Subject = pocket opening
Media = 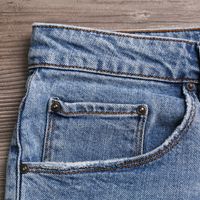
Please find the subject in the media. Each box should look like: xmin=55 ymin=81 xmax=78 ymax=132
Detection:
xmin=25 ymin=83 xmax=196 ymax=175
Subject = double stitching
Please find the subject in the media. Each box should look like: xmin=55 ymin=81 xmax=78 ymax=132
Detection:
xmin=58 ymin=111 xmax=138 ymax=116
xmin=134 ymin=115 xmax=146 ymax=156
xmin=136 ymin=116 xmax=147 ymax=155
xmin=42 ymin=113 xmax=54 ymax=161
xmin=23 ymin=89 xmax=196 ymax=175
xmin=43 ymin=101 xmax=146 ymax=162
xmin=118 ymin=27 xmax=200 ymax=34
xmin=29 ymin=64 xmax=199 ymax=83
xmin=32 ymin=25 xmax=197 ymax=44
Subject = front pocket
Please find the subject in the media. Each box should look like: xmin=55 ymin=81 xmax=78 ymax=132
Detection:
xmin=42 ymin=97 xmax=148 ymax=162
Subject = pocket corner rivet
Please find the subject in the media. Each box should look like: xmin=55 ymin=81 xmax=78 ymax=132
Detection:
xmin=186 ymin=82 xmax=195 ymax=91
xmin=137 ymin=105 xmax=146 ymax=115
xmin=20 ymin=164 xmax=29 ymax=173
xmin=51 ymin=100 xmax=61 ymax=112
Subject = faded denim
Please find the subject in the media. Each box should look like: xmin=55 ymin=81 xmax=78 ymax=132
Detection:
xmin=4 ymin=23 xmax=200 ymax=200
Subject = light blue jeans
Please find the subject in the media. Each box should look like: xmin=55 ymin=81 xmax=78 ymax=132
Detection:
xmin=5 ymin=23 xmax=200 ymax=200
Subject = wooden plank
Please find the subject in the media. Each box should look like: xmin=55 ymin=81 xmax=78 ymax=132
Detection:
xmin=1 ymin=0 xmax=200 ymax=198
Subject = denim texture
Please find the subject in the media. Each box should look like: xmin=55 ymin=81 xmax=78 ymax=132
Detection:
xmin=4 ymin=23 xmax=200 ymax=200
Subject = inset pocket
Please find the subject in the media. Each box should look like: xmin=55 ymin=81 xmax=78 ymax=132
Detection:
xmin=42 ymin=97 xmax=148 ymax=162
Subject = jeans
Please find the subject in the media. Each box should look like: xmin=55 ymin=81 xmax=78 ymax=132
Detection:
xmin=4 ymin=23 xmax=200 ymax=200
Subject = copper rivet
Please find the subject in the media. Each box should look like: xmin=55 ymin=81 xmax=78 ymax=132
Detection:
xmin=51 ymin=100 xmax=61 ymax=112
xmin=137 ymin=105 xmax=146 ymax=115
xmin=20 ymin=164 xmax=29 ymax=173
xmin=187 ymin=82 xmax=195 ymax=91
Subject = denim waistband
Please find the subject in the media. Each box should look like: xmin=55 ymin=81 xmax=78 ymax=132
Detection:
xmin=28 ymin=22 xmax=200 ymax=83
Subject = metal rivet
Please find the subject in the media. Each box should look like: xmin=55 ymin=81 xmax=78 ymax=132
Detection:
xmin=51 ymin=100 xmax=61 ymax=112
xmin=20 ymin=164 xmax=29 ymax=173
xmin=137 ymin=105 xmax=146 ymax=115
xmin=187 ymin=82 xmax=195 ymax=91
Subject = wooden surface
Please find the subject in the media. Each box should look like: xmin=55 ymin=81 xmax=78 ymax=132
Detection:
xmin=1 ymin=0 xmax=200 ymax=198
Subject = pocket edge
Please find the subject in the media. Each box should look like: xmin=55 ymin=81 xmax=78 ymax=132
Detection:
xmin=42 ymin=98 xmax=149 ymax=162
xmin=25 ymin=83 xmax=197 ymax=175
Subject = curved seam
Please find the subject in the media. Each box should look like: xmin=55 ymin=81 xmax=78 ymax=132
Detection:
xmin=23 ymin=90 xmax=196 ymax=175
xmin=28 ymin=64 xmax=199 ymax=83
xmin=32 ymin=25 xmax=197 ymax=44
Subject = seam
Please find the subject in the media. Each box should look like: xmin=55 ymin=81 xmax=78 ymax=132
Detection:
xmin=134 ymin=115 xmax=143 ymax=156
xmin=32 ymin=25 xmax=197 ymax=44
xmin=43 ymin=113 xmax=53 ymax=161
xmin=22 ymin=88 xmax=196 ymax=175
xmin=118 ymin=27 xmax=200 ymax=34
xmin=48 ymin=115 xmax=54 ymax=162
xmin=28 ymin=64 xmax=199 ymax=83
xmin=45 ymin=106 xmax=145 ymax=162
xmin=59 ymin=111 xmax=139 ymax=116
xmin=138 ymin=116 xmax=147 ymax=155
xmin=41 ymin=107 xmax=50 ymax=162
xmin=17 ymin=69 xmax=38 ymax=199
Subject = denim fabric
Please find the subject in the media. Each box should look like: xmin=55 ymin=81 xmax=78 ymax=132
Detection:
xmin=4 ymin=23 xmax=200 ymax=200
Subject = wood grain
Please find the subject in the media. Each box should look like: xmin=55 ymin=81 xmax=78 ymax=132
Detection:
xmin=1 ymin=0 xmax=200 ymax=198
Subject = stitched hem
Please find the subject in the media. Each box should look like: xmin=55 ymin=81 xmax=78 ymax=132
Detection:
xmin=117 ymin=27 xmax=200 ymax=34
xmin=32 ymin=24 xmax=197 ymax=44
xmin=28 ymin=64 xmax=199 ymax=83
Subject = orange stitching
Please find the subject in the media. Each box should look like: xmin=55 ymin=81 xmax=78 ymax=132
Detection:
xmin=43 ymin=113 xmax=53 ymax=161
xmin=58 ymin=111 xmax=139 ymax=116
xmin=22 ymin=91 xmax=196 ymax=175
xmin=32 ymin=25 xmax=197 ymax=45
xmin=28 ymin=63 xmax=199 ymax=83
xmin=136 ymin=115 xmax=146 ymax=155
xmin=118 ymin=27 xmax=200 ymax=34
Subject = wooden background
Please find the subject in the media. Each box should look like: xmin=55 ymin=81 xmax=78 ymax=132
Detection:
xmin=1 ymin=0 xmax=200 ymax=198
